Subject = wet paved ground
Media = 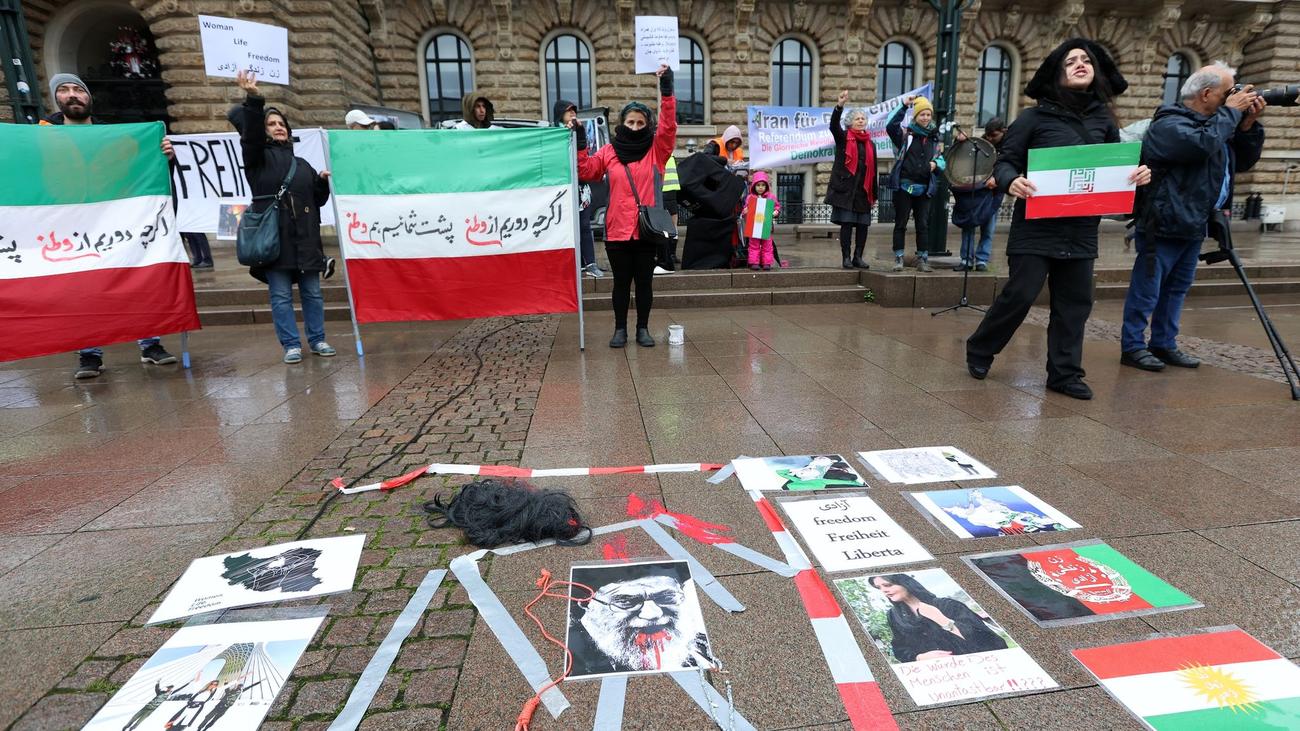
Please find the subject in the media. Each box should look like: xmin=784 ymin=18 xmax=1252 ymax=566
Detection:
xmin=2 ymin=289 xmax=1299 ymax=729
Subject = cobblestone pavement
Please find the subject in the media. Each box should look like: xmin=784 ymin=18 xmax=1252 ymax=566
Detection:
xmin=3 ymin=301 xmax=1299 ymax=730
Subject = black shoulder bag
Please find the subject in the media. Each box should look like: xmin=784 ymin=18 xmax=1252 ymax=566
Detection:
xmin=237 ymin=157 xmax=297 ymax=267
xmin=621 ymin=160 xmax=677 ymax=246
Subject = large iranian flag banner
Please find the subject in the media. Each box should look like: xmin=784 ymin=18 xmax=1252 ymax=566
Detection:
xmin=327 ymin=128 xmax=578 ymax=323
xmin=0 ymin=122 xmax=199 ymax=363
xmin=1025 ymin=141 xmax=1141 ymax=219
xmin=1073 ymin=628 xmax=1300 ymax=730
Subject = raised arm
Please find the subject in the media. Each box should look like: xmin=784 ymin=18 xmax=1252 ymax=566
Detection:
xmin=885 ymin=101 xmax=908 ymax=150
xmin=653 ymin=65 xmax=677 ymax=168
xmin=237 ymin=70 xmax=266 ymax=169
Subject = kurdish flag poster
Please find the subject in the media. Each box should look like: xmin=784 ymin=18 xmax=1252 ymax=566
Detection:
xmin=963 ymin=540 xmax=1199 ymax=627
xmin=0 ymin=122 xmax=199 ymax=362
xmin=1025 ymin=142 xmax=1141 ymax=219
xmin=327 ymin=128 xmax=578 ymax=323
xmin=1073 ymin=628 xmax=1300 ymax=730
xmin=743 ymin=197 xmax=775 ymax=240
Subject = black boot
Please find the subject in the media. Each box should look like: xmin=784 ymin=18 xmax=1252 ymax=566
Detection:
xmin=840 ymin=238 xmax=853 ymax=269
xmin=609 ymin=328 xmax=627 ymax=348
xmin=842 ymin=257 xmax=854 ymax=269
xmin=851 ymin=242 xmax=870 ymax=269
xmin=635 ymin=328 xmax=655 ymax=347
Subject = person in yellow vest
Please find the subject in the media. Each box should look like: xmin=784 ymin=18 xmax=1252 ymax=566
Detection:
xmin=655 ymin=155 xmax=681 ymax=273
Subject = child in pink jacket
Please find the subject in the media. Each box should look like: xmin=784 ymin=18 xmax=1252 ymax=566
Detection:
xmin=745 ymin=171 xmax=781 ymax=270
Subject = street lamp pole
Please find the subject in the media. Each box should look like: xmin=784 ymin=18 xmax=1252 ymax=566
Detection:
xmin=925 ymin=0 xmax=978 ymax=256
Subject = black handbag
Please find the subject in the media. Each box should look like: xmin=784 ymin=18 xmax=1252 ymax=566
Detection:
xmin=236 ymin=157 xmax=297 ymax=267
xmin=622 ymin=161 xmax=677 ymax=247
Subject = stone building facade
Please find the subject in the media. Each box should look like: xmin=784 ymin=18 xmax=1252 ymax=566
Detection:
xmin=7 ymin=0 xmax=1300 ymax=214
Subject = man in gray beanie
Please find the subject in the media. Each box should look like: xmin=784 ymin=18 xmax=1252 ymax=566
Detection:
xmin=42 ymin=72 xmax=184 ymax=377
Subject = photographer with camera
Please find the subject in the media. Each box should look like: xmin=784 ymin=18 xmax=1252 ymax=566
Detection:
xmin=1120 ymin=62 xmax=1265 ymax=372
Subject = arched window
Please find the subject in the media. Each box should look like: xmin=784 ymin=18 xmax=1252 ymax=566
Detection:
xmin=877 ymin=41 xmax=916 ymax=102
xmin=677 ymin=36 xmax=707 ymax=124
xmin=423 ymin=33 xmax=473 ymax=125
xmin=543 ymin=33 xmax=593 ymax=115
xmin=977 ymin=45 xmax=1013 ymax=126
xmin=1162 ymin=52 xmax=1193 ymax=105
xmin=771 ymin=37 xmax=813 ymax=106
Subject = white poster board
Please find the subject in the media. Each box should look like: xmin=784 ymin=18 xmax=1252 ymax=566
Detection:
xmin=198 ymin=15 xmax=290 ymax=84
xmin=780 ymin=495 xmax=932 ymax=572
xmin=168 ymin=128 xmax=333 ymax=233
xmin=634 ymin=16 xmax=680 ymax=73
xmin=858 ymin=446 xmax=996 ymax=485
xmin=148 ymin=534 xmax=365 ymax=624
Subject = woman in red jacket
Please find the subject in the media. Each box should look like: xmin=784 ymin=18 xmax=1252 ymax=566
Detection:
xmin=574 ymin=65 xmax=675 ymax=348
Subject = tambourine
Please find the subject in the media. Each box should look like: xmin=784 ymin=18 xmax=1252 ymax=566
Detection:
xmin=943 ymin=137 xmax=998 ymax=192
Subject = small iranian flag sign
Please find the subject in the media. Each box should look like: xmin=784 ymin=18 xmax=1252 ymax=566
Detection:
xmin=744 ymin=197 xmax=775 ymax=239
xmin=1025 ymin=141 xmax=1141 ymax=219
xmin=1073 ymin=628 xmax=1300 ymax=730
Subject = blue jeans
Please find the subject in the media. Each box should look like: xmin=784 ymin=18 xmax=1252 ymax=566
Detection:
xmin=266 ymin=269 xmax=325 ymax=350
xmin=1120 ymin=232 xmax=1202 ymax=352
xmin=79 ymin=338 xmax=159 ymax=358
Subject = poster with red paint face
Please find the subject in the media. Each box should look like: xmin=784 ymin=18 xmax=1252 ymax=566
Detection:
xmin=835 ymin=568 xmax=1058 ymax=706
xmin=566 ymin=559 xmax=717 ymax=680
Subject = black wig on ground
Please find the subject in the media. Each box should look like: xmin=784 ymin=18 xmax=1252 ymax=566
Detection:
xmin=423 ymin=479 xmax=592 ymax=548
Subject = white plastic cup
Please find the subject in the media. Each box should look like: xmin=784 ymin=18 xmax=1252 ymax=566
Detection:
xmin=667 ymin=324 xmax=685 ymax=345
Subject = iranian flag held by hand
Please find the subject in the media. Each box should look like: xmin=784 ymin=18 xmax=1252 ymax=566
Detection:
xmin=1025 ymin=142 xmax=1141 ymax=219
xmin=0 ymin=122 xmax=199 ymax=363
xmin=327 ymin=127 xmax=579 ymax=323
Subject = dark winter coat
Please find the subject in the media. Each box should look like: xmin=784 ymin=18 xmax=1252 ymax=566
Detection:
xmin=887 ymin=597 xmax=1009 ymax=663
xmin=951 ymin=187 xmax=1001 ymax=228
xmin=993 ymin=99 xmax=1119 ymax=258
xmin=239 ymin=94 xmax=331 ymax=274
xmin=824 ymin=105 xmax=878 ymax=212
xmin=885 ymin=104 xmax=944 ymax=196
xmin=1136 ymin=103 xmax=1264 ymax=240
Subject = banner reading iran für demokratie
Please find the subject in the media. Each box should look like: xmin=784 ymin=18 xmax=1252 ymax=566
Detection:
xmin=327 ymin=127 xmax=578 ymax=323
xmin=748 ymin=83 xmax=932 ymax=170
xmin=0 ymin=122 xmax=200 ymax=363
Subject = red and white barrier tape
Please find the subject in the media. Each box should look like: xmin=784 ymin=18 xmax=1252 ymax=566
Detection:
xmin=333 ymin=462 xmax=726 ymax=494
xmin=747 ymin=491 xmax=898 ymax=730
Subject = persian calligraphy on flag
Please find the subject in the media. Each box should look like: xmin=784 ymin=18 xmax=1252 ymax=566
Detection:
xmin=0 ymin=122 xmax=199 ymax=363
xmin=1073 ymin=628 xmax=1300 ymax=730
xmin=327 ymin=128 xmax=578 ymax=323
xmin=744 ymin=197 xmax=775 ymax=239
xmin=1025 ymin=142 xmax=1141 ymax=219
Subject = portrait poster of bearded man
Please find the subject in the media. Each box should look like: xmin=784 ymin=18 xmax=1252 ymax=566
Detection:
xmin=566 ymin=559 xmax=717 ymax=679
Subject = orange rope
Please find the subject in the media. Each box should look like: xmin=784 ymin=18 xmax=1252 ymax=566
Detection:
xmin=515 ymin=569 xmax=595 ymax=731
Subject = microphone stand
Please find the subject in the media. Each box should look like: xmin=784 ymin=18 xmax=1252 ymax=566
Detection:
xmin=933 ymin=129 xmax=988 ymax=317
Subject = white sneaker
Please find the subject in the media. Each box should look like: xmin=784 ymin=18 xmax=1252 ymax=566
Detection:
xmin=653 ymin=265 xmax=673 ymax=275
xmin=583 ymin=263 xmax=604 ymax=278
xmin=283 ymin=347 xmax=303 ymax=364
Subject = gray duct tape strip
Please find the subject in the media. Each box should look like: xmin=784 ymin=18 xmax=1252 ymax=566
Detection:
xmin=593 ymin=674 xmax=628 ymax=731
xmin=651 ymin=515 xmax=797 ymax=577
xmin=449 ymin=555 xmax=571 ymax=718
xmin=707 ymin=461 xmax=738 ymax=484
xmin=328 ymin=569 xmax=447 ymax=731
xmin=639 ymin=519 xmax=744 ymax=613
xmin=669 ymin=671 xmax=758 ymax=731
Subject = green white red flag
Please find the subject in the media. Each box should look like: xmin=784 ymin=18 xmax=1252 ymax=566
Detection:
xmin=1025 ymin=142 xmax=1141 ymax=219
xmin=0 ymin=122 xmax=198 ymax=362
xmin=327 ymin=127 xmax=578 ymax=323
xmin=744 ymin=197 xmax=775 ymax=239
xmin=1073 ymin=628 xmax=1300 ymax=730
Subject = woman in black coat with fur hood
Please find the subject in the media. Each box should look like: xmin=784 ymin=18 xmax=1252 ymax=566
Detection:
xmin=965 ymin=39 xmax=1151 ymax=400
xmin=235 ymin=70 xmax=335 ymax=364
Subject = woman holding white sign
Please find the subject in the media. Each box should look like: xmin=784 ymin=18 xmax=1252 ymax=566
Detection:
xmin=574 ymin=65 xmax=676 ymax=348
xmin=965 ymin=39 xmax=1151 ymax=400
xmin=235 ymin=70 xmax=336 ymax=364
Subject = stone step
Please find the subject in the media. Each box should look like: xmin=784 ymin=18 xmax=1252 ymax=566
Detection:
xmin=581 ymin=268 xmax=863 ymax=293
xmin=1095 ymin=277 xmax=1300 ymax=300
xmin=195 ymin=285 xmax=352 ymax=308
xmin=197 ymin=303 xmax=354 ymax=327
xmin=581 ymin=285 xmax=868 ymax=310
xmin=1092 ymin=263 xmax=1300 ymax=283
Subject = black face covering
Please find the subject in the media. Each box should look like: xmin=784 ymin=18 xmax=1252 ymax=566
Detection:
xmin=611 ymin=124 xmax=655 ymax=165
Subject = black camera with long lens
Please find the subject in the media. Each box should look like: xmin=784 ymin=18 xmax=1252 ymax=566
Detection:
xmin=1229 ymin=83 xmax=1300 ymax=107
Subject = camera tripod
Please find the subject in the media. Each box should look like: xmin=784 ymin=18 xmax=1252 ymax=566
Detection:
xmin=933 ymin=132 xmax=989 ymax=318
xmin=1204 ymin=213 xmax=1300 ymax=400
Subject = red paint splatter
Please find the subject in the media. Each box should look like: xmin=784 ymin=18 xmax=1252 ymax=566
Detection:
xmin=635 ymin=630 xmax=670 ymax=669
xmin=625 ymin=493 xmax=734 ymax=544
xmin=601 ymin=535 xmax=631 ymax=561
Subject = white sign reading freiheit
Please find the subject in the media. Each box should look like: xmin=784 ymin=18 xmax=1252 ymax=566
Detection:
xmin=198 ymin=14 xmax=290 ymax=84
xmin=634 ymin=16 xmax=680 ymax=73
xmin=781 ymin=495 xmax=933 ymax=572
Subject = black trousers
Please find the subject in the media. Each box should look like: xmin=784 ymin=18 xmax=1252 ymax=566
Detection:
xmin=605 ymin=239 xmax=657 ymax=330
xmin=892 ymin=189 xmax=930 ymax=255
xmin=966 ymin=254 xmax=1094 ymax=388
